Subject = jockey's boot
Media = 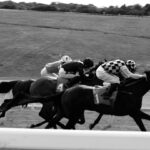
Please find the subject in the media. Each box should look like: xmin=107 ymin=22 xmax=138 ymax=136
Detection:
xmin=102 ymin=83 xmax=119 ymax=99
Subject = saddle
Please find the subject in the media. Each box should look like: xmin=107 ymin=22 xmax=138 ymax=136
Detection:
xmin=93 ymin=85 xmax=118 ymax=107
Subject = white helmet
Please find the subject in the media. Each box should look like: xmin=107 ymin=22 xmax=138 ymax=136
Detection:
xmin=61 ymin=55 xmax=72 ymax=63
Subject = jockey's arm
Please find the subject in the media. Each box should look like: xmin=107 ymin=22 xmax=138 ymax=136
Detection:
xmin=120 ymin=66 xmax=145 ymax=79
xmin=40 ymin=67 xmax=47 ymax=77
xmin=45 ymin=60 xmax=62 ymax=70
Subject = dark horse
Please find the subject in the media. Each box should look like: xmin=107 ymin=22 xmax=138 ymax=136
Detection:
xmin=0 ymin=77 xmax=64 ymax=128
xmin=57 ymin=71 xmax=150 ymax=131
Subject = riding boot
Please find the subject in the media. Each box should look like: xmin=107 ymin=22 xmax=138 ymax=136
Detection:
xmin=103 ymin=83 xmax=119 ymax=99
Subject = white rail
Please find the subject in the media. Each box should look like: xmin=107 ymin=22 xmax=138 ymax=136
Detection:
xmin=0 ymin=128 xmax=150 ymax=150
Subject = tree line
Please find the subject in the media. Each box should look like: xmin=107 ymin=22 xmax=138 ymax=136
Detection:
xmin=0 ymin=1 xmax=150 ymax=16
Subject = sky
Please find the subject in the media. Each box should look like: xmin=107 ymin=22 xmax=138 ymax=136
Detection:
xmin=0 ymin=0 xmax=150 ymax=7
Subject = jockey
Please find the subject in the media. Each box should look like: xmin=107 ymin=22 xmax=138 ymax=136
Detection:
xmin=57 ymin=57 xmax=94 ymax=91
xmin=96 ymin=59 xmax=146 ymax=98
xmin=40 ymin=55 xmax=72 ymax=80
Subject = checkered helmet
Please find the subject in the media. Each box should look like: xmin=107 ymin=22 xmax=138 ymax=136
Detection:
xmin=126 ymin=60 xmax=136 ymax=72
xmin=61 ymin=55 xmax=72 ymax=63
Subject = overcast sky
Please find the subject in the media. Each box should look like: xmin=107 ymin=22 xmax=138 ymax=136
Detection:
xmin=0 ymin=0 xmax=150 ymax=7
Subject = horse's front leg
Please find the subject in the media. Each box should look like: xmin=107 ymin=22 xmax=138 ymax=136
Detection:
xmin=29 ymin=120 xmax=48 ymax=128
xmin=89 ymin=113 xmax=103 ymax=130
xmin=130 ymin=113 xmax=146 ymax=131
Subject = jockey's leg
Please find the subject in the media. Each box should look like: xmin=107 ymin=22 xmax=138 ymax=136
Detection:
xmin=102 ymin=83 xmax=119 ymax=99
xmin=96 ymin=67 xmax=120 ymax=99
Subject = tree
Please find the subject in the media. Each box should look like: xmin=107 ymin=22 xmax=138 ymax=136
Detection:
xmin=0 ymin=1 xmax=17 ymax=9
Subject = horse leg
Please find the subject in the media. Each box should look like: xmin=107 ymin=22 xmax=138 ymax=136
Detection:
xmin=30 ymin=120 xmax=48 ymax=128
xmin=0 ymin=111 xmax=6 ymax=118
xmin=89 ymin=113 xmax=103 ymax=130
xmin=56 ymin=122 xmax=67 ymax=129
xmin=45 ymin=114 xmax=63 ymax=129
xmin=45 ymin=108 xmax=64 ymax=129
xmin=130 ymin=114 xmax=146 ymax=131
xmin=77 ymin=113 xmax=85 ymax=124
xmin=65 ymin=119 xmax=77 ymax=129
xmin=139 ymin=111 xmax=150 ymax=120
xmin=46 ymin=121 xmax=66 ymax=129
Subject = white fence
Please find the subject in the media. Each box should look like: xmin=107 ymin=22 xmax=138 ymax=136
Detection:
xmin=0 ymin=128 xmax=150 ymax=150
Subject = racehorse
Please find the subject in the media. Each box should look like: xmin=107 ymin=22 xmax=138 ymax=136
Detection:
xmin=0 ymin=67 xmax=103 ymax=128
xmin=0 ymin=77 xmax=63 ymax=128
xmin=40 ymin=70 xmax=150 ymax=131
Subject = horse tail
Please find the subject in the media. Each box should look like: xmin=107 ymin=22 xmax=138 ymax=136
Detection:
xmin=0 ymin=80 xmax=19 ymax=93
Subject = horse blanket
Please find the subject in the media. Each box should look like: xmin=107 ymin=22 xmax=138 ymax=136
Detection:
xmin=93 ymin=85 xmax=118 ymax=107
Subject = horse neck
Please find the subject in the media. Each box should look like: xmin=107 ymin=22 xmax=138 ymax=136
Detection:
xmin=123 ymin=78 xmax=150 ymax=97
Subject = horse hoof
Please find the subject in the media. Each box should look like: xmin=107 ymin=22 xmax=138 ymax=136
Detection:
xmin=89 ymin=124 xmax=94 ymax=130
xmin=30 ymin=124 xmax=36 ymax=128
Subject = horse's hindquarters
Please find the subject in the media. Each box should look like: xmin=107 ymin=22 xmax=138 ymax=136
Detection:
xmin=30 ymin=78 xmax=57 ymax=96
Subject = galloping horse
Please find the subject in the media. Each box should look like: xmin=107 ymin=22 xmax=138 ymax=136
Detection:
xmin=0 ymin=77 xmax=64 ymax=128
xmin=57 ymin=70 xmax=150 ymax=131
xmin=34 ymin=70 xmax=150 ymax=131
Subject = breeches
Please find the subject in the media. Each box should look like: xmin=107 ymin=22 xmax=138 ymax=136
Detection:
xmin=96 ymin=66 xmax=120 ymax=84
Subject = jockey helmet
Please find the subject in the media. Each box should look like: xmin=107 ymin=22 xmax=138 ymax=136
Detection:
xmin=126 ymin=60 xmax=136 ymax=73
xmin=61 ymin=55 xmax=72 ymax=63
xmin=83 ymin=58 xmax=94 ymax=69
